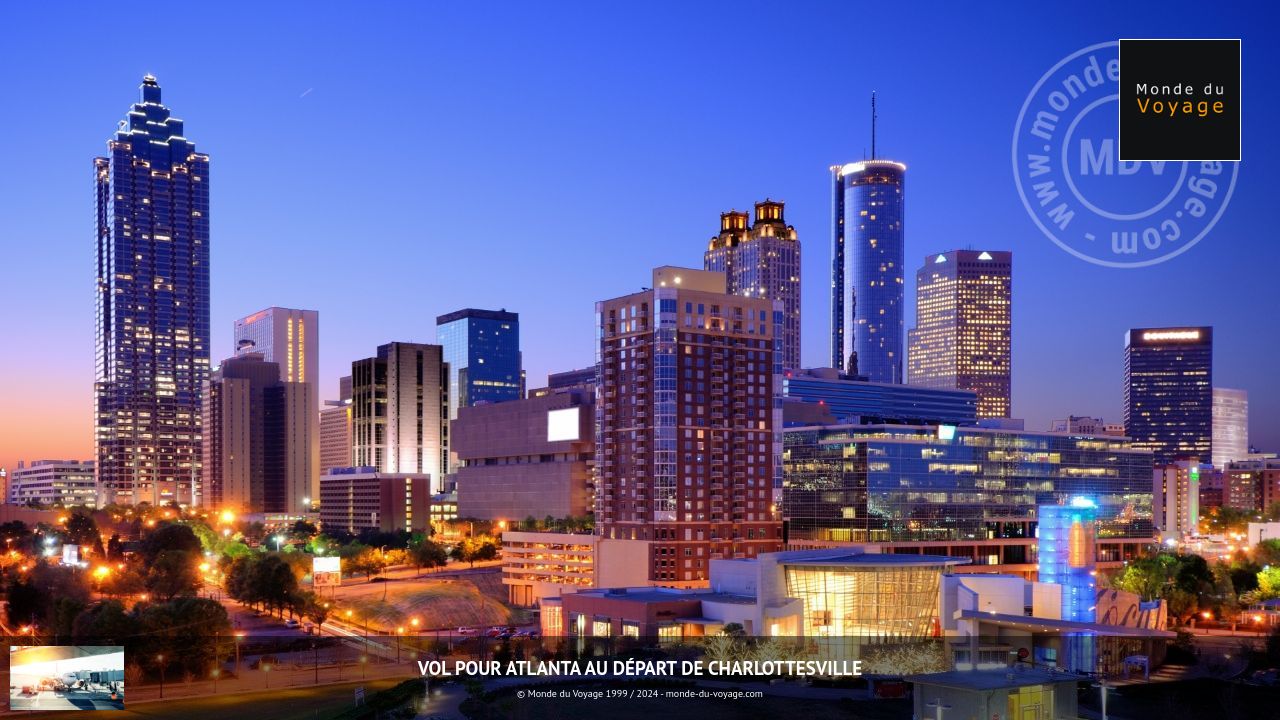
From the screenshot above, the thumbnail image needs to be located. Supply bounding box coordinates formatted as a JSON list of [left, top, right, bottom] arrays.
[[9, 646, 125, 711]]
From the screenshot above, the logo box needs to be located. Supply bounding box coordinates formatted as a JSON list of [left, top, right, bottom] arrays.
[[1119, 39, 1241, 161]]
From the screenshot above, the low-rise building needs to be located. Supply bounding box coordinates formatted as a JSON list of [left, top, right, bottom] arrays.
[[7, 460, 96, 507], [501, 530, 650, 607], [318, 467, 431, 534]]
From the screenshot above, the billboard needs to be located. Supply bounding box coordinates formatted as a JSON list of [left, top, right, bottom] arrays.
[[313, 556, 341, 587], [61, 544, 79, 566], [547, 406, 580, 442]]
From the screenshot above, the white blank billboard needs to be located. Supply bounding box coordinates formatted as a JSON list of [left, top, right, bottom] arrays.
[[547, 407, 580, 442]]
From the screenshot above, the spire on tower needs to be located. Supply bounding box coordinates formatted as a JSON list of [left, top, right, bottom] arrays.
[[870, 91, 877, 160]]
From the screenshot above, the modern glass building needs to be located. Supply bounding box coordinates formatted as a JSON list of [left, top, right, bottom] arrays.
[[94, 76, 210, 507], [782, 424, 1154, 545], [1123, 327, 1213, 464], [783, 368, 977, 427], [831, 160, 906, 382], [704, 200, 802, 370], [1211, 387, 1248, 468], [435, 308, 522, 420], [906, 250, 1013, 419]]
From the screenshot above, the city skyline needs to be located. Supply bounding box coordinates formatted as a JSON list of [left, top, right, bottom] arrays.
[[2, 2, 1278, 474]]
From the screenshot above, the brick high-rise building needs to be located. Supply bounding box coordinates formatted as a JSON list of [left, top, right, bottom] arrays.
[[594, 266, 783, 585]]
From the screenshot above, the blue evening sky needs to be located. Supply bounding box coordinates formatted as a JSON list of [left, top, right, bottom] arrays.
[[0, 1, 1275, 468]]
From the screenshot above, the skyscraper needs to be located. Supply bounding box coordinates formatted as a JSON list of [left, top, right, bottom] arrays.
[[435, 309, 522, 416], [202, 353, 314, 512], [1124, 327, 1213, 464], [351, 342, 448, 489], [906, 250, 1013, 418], [595, 267, 783, 585], [830, 94, 905, 382], [319, 375, 352, 476], [95, 76, 210, 507], [1212, 387, 1248, 468], [234, 307, 318, 386], [233, 307, 320, 501], [704, 200, 802, 370]]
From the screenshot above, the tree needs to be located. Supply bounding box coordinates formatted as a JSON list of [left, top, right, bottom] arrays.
[[301, 592, 330, 633], [65, 512, 100, 550], [453, 536, 499, 568], [721, 622, 748, 638], [410, 540, 449, 576], [139, 524, 202, 566], [72, 600, 135, 643], [106, 534, 125, 562], [290, 519, 318, 540], [1258, 566, 1280, 600], [146, 549, 201, 601]]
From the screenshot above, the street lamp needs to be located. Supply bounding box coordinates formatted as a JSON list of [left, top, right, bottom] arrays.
[[234, 632, 244, 676], [263, 661, 271, 689], [397, 626, 405, 663], [211, 667, 220, 694], [273, 535, 285, 552], [156, 655, 166, 699]]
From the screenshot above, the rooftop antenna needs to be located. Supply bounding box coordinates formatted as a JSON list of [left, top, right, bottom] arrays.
[[870, 91, 877, 160]]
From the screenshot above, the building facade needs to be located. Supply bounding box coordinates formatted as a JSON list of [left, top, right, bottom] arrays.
[[319, 375, 352, 476], [1124, 327, 1213, 464], [7, 460, 97, 507], [351, 342, 448, 488], [1225, 458, 1280, 513], [782, 424, 1155, 565], [453, 389, 595, 521], [782, 367, 977, 427], [318, 467, 431, 534], [501, 531, 652, 607], [831, 160, 906, 382], [233, 308, 320, 493], [595, 266, 783, 584], [436, 309, 522, 418], [202, 353, 315, 512], [94, 75, 210, 507], [703, 200, 802, 370], [1212, 387, 1249, 468], [1050, 416, 1124, 436], [906, 250, 1013, 418], [1154, 461, 1201, 539]]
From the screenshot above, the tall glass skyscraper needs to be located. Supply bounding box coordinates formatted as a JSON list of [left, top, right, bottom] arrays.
[[95, 76, 210, 507], [1123, 327, 1213, 464], [831, 160, 906, 382], [435, 309, 522, 419]]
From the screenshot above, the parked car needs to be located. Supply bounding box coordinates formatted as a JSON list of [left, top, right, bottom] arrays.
[[304, 622, 315, 635], [457, 627, 478, 636], [284, 618, 300, 629]]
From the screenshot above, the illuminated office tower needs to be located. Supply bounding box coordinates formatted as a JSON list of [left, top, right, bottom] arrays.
[[1212, 387, 1248, 468], [1124, 327, 1213, 464], [233, 307, 320, 501], [351, 342, 448, 489], [94, 76, 209, 506], [319, 375, 352, 476], [906, 250, 1012, 418], [435, 309, 522, 418], [202, 353, 313, 512], [595, 267, 783, 585], [830, 94, 905, 381], [1154, 461, 1201, 538], [704, 200, 801, 370]]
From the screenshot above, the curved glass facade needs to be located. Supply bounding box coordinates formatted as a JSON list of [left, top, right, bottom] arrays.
[[785, 562, 946, 639], [782, 425, 1154, 543], [843, 161, 905, 384]]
